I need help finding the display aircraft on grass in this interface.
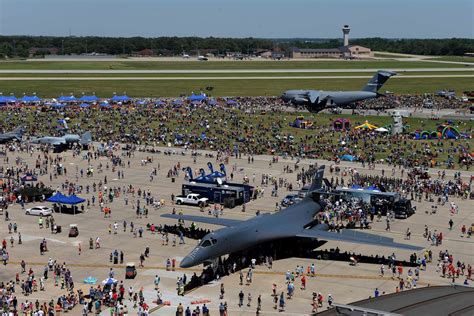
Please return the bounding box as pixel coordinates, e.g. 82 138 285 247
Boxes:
0 127 24 144
162 165 422 268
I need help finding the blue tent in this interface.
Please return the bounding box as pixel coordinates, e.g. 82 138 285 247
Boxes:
100 102 110 107
79 95 99 102
46 193 85 214
51 103 66 108
226 99 236 105
341 154 357 161
110 95 130 102
188 93 207 102
154 100 165 106
21 95 42 103
79 103 90 108
0 95 17 103
208 99 217 105
47 193 85 204
58 95 77 102
365 185 380 191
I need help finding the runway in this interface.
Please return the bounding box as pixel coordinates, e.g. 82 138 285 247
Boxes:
0 74 473 80
0 67 472 74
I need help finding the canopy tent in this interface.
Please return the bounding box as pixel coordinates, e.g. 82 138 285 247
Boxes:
226 99 237 105
0 95 17 103
100 102 110 107
110 95 130 102
79 103 90 108
341 154 357 161
188 93 207 102
154 100 165 106
375 127 389 133
57 95 77 102
46 192 85 215
51 103 66 108
21 95 42 103
102 278 118 286
354 121 378 130
79 95 99 102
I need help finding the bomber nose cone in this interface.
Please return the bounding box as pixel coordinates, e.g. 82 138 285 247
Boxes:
180 256 195 268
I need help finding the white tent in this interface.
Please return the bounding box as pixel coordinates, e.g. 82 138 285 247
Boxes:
375 127 389 133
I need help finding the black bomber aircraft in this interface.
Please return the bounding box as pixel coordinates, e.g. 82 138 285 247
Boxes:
162 166 423 268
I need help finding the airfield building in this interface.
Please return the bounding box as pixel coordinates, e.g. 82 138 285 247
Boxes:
288 25 373 59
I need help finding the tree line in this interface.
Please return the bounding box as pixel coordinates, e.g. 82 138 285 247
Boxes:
0 36 472 58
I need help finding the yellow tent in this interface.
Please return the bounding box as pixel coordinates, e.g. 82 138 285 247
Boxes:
355 120 378 130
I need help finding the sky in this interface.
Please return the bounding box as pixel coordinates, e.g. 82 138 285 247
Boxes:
0 0 472 38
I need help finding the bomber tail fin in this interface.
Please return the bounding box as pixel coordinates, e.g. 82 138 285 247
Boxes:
12 127 24 140
308 165 325 193
362 70 396 93
79 131 92 146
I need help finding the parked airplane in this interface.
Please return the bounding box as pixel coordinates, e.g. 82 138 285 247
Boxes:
162 165 422 268
0 127 24 144
31 131 92 149
281 70 396 113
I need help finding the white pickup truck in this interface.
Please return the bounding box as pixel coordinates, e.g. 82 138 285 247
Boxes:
175 193 209 207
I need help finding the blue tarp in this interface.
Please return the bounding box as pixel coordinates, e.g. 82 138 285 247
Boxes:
46 193 85 205
58 95 77 102
79 95 99 102
188 93 207 101
0 95 17 103
21 95 42 102
110 95 130 102
341 154 357 161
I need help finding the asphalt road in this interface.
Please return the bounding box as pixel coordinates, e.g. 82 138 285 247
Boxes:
0 74 473 80
0 67 472 74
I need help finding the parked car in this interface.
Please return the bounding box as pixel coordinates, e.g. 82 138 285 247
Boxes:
25 206 53 216
175 193 209 207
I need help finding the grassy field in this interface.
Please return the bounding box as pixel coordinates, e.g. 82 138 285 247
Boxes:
0 77 472 97
0 59 471 70
2 107 471 168
427 56 474 63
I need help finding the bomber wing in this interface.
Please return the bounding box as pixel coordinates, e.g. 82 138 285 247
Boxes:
297 228 423 251
161 213 243 227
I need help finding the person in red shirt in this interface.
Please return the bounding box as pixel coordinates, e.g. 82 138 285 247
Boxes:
301 275 306 290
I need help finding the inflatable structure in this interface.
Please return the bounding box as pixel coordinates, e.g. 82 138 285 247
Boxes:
333 118 351 131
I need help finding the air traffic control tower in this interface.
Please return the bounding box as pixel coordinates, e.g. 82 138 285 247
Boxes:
342 25 350 46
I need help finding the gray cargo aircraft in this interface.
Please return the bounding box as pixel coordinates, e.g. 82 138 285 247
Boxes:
0 127 24 144
31 131 92 148
162 166 422 268
281 70 396 112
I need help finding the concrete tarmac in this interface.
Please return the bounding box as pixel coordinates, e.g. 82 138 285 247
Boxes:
1 147 472 315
